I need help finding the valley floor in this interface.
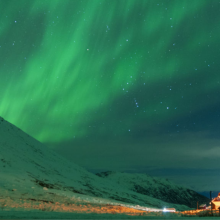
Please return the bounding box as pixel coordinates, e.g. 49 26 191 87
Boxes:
0 210 217 219
0 193 218 219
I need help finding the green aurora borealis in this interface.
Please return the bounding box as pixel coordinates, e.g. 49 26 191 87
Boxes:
1 0 220 191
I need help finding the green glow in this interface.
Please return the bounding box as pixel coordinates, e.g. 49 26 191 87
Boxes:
0 0 219 143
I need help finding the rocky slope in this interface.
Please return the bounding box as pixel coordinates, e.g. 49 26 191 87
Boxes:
96 171 210 208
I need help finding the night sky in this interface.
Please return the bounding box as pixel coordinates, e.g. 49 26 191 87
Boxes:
1 0 220 193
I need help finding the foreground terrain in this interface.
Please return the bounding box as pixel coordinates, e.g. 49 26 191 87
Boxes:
0 116 210 218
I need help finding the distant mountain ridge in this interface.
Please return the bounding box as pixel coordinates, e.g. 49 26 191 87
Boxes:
0 116 206 211
96 171 210 208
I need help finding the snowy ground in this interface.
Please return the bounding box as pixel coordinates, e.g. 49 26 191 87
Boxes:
1 192 218 219
0 210 216 219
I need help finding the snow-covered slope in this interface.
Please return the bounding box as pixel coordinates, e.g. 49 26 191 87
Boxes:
96 171 210 208
0 116 195 211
